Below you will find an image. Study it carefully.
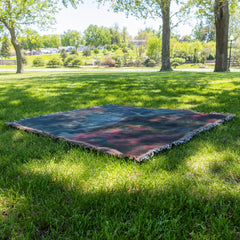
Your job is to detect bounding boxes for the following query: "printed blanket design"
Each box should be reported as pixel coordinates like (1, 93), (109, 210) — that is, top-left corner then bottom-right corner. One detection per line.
(5, 105), (235, 162)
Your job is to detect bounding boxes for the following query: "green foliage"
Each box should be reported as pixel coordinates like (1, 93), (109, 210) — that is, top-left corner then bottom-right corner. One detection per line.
(171, 58), (186, 65)
(64, 55), (83, 67)
(0, 0), (60, 32)
(61, 30), (83, 49)
(112, 43), (119, 51)
(112, 55), (123, 67)
(229, 5), (240, 41)
(135, 28), (154, 42)
(171, 62), (180, 68)
(60, 49), (68, 60)
(33, 56), (45, 67)
(94, 58), (101, 66)
(84, 25), (111, 47)
(82, 49), (91, 57)
(193, 49), (199, 64)
(109, 24), (121, 45)
(144, 58), (156, 67)
(114, 49), (124, 55)
(171, 39), (216, 62)
(64, 55), (76, 66)
(0, 0), (76, 73)
(122, 47), (128, 53)
(71, 57), (83, 67)
(47, 57), (63, 68)
(40, 34), (61, 48)
(0, 37), (11, 59)
(123, 53), (131, 66)
(103, 49), (108, 55)
(106, 44), (112, 51)
(0, 72), (240, 239)
(93, 48), (100, 54)
(146, 36), (161, 62)
(193, 21), (215, 42)
(19, 29), (42, 51)
(70, 48), (78, 55)
(133, 58), (144, 67)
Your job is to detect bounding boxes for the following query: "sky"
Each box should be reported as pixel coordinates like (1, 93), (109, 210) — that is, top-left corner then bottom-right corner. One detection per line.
(40, 1), (195, 37)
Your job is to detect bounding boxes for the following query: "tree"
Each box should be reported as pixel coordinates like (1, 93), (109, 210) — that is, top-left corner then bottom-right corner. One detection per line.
(214, 0), (229, 71)
(134, 28), (154, 44)
(0, 0), (61, 73)
(146, 36), (162, 63)
(188, 0), (239, 72)
(1, 36), (11, 59)
(193, 21), (215, 42)
(40, 34), (61, 48)
(84, 25), (111, 47)
(0, 0), (82, 73)
(229, 5), (240, 40)
(20, 29), (42, 51)
(109, 24), (121, 45)
(61, 30), (83, 49)
(121, 27), (129, 44)
(96, 0), (177, 71)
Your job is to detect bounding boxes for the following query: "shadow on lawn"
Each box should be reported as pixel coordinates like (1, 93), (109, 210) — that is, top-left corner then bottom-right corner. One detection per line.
(0, 133), (240, 239)
(0, 71), (240, 239)
(1, 71), (237, 119)
(1, 71), (239, 168)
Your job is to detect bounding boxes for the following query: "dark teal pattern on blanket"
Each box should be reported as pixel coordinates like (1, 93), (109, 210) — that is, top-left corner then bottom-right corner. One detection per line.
(12, 104), (234, 160)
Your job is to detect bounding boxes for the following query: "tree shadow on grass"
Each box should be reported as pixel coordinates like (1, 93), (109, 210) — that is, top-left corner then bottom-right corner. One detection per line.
(0, 136), (240, 239)
(1, 71), (239, 169)
(0, 71), (240, 239)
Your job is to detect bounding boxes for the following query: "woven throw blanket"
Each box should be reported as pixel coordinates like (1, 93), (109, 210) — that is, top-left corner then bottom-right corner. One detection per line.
(5, 104), (235, 162)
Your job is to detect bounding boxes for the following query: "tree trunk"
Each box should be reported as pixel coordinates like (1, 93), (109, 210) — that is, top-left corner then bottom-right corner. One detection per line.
(9, 27), (24, 73)
(214, 0), (229, 72)
(160, 0), (172, 71)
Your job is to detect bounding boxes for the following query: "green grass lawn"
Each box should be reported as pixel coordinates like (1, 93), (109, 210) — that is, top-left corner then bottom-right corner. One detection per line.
(0, 71), (239, 239)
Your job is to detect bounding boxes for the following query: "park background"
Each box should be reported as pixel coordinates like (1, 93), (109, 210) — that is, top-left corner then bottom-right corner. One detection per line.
(0, 1), (239, 70)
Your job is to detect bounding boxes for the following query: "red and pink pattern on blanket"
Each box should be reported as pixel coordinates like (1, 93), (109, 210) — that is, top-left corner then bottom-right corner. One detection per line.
(5, 104), (235, 162)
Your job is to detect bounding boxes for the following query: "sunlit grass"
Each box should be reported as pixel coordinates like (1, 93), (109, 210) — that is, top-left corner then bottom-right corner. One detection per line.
(0, 71), (239, 239)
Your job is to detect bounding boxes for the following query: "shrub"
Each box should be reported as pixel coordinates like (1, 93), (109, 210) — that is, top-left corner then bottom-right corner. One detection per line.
(112, 55), (123, 67)
(103, 49), (108, 55)
(170, 58), (185, 65)
(70, 48), (78, 55)
(33, 56), (45, 67)
(123, 53), (130, 67)
(47, 57), (63, 68)
(144, 58), (156, 67)
(112, 44), (119, 51)
(94, 48), (99, 54)
(129, 43), (134, 50)
(60, 49), (68, 60)
(114, 49), (124, 55)
(122, 47), (128, 53)
(171, 62), (180, 68)
(133, 58), (143, 67)
(200, 56), (207, 64)
(64, 56), (75, 66)
(94, 58), (101, 66)
(106, 45), (112, 51)
(102, 57), (116, 67)
(71, 57), (83, 67)
(82, 49), (91, 57)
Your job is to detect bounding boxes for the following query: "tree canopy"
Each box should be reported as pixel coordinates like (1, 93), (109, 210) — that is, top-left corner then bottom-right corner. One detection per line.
(0, 0), (83, 73)
(84, 25), (111, 47)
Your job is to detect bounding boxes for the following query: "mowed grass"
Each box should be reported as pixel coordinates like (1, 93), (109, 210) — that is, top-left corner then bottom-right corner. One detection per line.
(0, 71), (239, 239)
